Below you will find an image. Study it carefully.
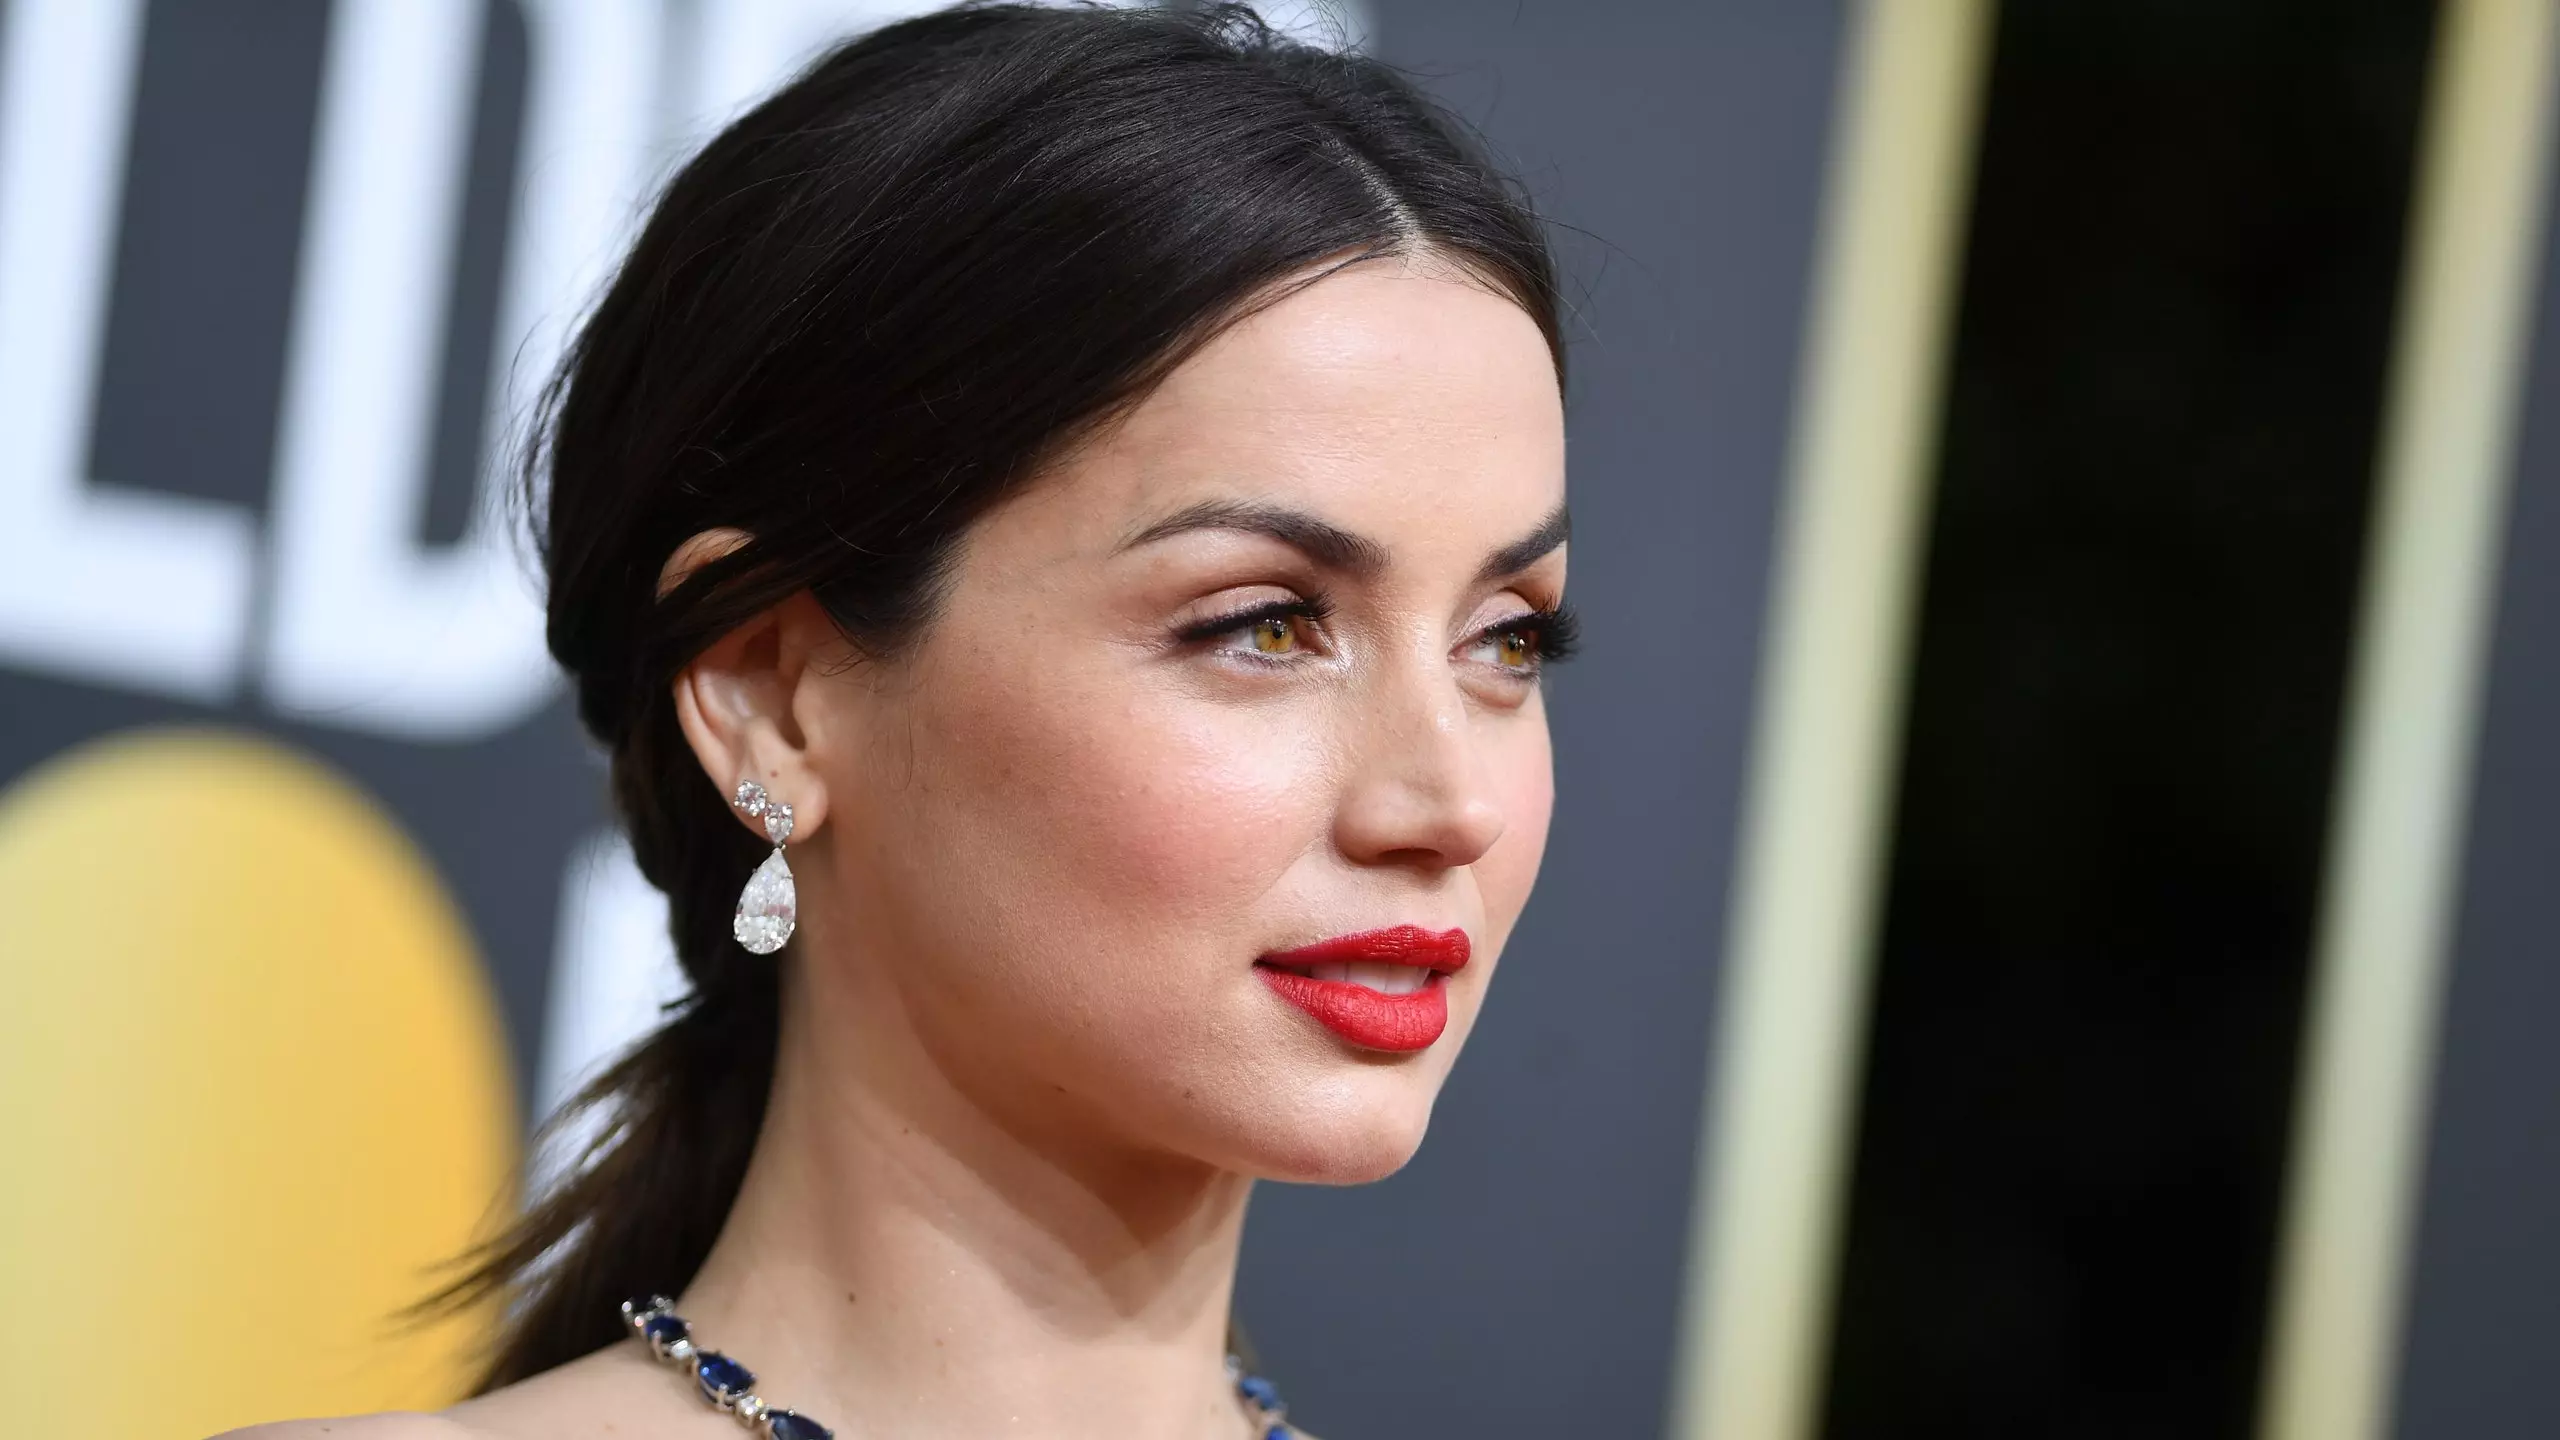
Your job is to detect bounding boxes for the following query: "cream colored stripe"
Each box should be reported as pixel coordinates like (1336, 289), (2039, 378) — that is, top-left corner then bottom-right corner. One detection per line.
(2257, 5), (2560, 1439)
(1665, 3), (1995, 1437)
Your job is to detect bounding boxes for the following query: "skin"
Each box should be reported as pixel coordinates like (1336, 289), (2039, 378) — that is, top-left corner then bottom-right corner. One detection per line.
(224, 248), (1567, 1440)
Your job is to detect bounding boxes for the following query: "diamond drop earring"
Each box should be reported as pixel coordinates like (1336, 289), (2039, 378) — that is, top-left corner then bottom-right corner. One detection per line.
(729, 779), (797, 954)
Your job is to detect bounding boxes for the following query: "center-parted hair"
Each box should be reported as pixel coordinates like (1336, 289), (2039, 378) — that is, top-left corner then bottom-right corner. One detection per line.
(436, 0), (1562, 1386)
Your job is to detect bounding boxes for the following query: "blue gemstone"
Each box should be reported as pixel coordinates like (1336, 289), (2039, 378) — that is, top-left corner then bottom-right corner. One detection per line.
(767, 1411), (833, 1440)
(642, 1314), (689, 1348)
(1237, 1374), (1283, 1408)
(695, 1351), (755, 1403)
(1265, 1425), (1291, 1439)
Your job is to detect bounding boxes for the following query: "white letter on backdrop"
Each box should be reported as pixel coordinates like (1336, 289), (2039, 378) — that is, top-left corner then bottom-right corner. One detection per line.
(0, 0), (258, 702)
(263, 0), (660, 741)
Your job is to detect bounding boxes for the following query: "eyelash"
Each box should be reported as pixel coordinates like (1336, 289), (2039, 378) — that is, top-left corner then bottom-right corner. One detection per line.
(1175, 593), (1582, 677)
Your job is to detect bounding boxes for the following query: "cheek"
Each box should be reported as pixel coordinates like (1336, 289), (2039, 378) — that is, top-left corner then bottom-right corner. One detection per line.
(902, 651), (1333, 970)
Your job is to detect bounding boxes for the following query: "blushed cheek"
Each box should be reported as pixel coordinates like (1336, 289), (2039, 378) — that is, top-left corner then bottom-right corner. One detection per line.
(928, 658), (1333, 938)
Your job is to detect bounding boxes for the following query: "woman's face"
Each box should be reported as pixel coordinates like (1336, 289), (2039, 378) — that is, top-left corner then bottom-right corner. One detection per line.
(807, 254), (1567, 1183)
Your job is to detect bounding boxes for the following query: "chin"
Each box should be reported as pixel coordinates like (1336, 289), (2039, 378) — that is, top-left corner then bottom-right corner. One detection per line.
(1234, 1077), (1442, 1185)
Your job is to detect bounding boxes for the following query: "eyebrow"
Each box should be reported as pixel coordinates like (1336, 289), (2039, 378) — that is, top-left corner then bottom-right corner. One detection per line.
(1474, 500), (1572, 587)
(1117, 497), (1570, 588)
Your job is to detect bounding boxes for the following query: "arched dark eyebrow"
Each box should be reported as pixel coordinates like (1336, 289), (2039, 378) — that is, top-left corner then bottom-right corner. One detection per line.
(1474, 500), (1572, 587)
(1116, 498), (1571, 587)
(1118, 498), (1389, 576)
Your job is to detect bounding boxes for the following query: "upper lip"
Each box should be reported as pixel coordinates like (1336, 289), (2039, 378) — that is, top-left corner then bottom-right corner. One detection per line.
(1258, 924), (1471, 974)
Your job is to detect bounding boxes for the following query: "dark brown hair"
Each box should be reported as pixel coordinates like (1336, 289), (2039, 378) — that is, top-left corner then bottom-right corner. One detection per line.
(431, 0), (1562, 1388)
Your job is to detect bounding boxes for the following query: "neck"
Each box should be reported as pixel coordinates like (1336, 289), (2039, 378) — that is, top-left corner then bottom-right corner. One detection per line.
(678, 953), (1260, 1440)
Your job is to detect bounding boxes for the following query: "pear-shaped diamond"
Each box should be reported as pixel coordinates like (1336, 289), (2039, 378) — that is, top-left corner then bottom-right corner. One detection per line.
(732, 847), (796, 954)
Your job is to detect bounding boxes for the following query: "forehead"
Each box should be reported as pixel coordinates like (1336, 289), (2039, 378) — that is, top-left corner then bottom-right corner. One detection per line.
(997, 256), (1566, 562)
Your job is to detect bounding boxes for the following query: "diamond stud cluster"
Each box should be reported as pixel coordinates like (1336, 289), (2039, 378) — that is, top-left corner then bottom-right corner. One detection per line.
(732, 779), (794, 845)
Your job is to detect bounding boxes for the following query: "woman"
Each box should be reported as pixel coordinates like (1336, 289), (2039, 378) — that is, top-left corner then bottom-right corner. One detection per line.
(235, 2), (1571, 1435)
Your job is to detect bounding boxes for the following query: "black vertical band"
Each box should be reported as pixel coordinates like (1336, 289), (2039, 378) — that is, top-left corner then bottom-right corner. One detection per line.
(1819, 4), (2439, 1435)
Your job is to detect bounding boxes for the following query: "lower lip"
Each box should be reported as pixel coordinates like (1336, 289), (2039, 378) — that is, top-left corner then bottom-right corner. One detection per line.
(1255, 966), (1450, 1052)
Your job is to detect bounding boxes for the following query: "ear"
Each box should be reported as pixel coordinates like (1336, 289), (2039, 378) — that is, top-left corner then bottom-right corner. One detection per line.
(662, 528), (836, 845)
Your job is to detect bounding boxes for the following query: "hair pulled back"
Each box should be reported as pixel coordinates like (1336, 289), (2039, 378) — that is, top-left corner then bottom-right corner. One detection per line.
(439, 0), (1563, 1388)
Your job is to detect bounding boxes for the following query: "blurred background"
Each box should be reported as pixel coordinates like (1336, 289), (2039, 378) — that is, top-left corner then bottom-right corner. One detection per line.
(2, 0), (2553, 1436)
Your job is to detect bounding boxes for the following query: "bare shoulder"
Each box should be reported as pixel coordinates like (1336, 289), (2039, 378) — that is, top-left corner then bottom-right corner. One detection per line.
(211, 1344), (660, 1440)
(212, 1415), (479, 1440)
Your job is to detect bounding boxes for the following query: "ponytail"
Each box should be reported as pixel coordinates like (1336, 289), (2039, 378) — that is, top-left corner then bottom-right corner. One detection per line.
(426, 684), (784, 1388)
(449, 974), (776, 1388)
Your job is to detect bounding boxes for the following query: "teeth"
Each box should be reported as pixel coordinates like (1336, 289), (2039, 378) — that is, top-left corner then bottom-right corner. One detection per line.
(1296, 961), (1429, 996)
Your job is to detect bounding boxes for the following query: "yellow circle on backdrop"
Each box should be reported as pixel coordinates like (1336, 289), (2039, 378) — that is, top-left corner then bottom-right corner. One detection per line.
(0, 728), (520, 1437)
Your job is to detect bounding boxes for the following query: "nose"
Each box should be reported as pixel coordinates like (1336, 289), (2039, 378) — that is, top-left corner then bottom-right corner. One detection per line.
(1331, 655), (1509, 872)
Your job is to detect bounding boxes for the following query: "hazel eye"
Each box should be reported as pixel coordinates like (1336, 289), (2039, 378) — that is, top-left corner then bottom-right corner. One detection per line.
(1172, 594), (1335, 664)
(1465, 604), (1580, 678)
(1247, 615), (1300, 655)
(1467, 618), (1541, 673)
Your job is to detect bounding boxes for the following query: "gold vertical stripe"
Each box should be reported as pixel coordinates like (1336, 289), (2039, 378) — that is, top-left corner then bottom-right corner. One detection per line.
(2257, 4), (2560, 1439)
(1665, 3), (1995, 1437)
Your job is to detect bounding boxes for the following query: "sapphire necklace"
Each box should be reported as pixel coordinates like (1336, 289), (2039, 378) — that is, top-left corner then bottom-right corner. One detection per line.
(621, 1296), (1296, 1438)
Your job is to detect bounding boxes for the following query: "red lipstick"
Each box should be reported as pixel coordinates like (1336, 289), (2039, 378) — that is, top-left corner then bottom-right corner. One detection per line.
(1254, 925), (1471, 1052)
